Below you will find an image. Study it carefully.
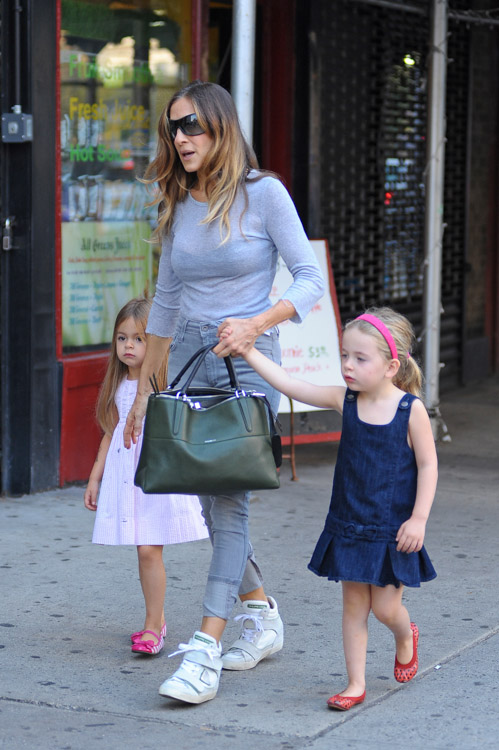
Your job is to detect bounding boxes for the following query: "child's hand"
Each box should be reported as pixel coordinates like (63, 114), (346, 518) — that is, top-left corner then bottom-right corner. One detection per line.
(84, 480), (99, 511)
(213, 317), (259, 357)
(396, 516), (426, 553)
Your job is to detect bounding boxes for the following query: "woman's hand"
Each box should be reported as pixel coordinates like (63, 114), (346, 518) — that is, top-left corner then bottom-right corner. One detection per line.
(123, 393), (149, 448)
(214, 300), (297, 358)
(213, 317), (260, 358)
(84, 479), (99, 511)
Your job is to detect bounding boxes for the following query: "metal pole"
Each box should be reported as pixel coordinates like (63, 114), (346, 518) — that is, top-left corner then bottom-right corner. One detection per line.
(231, 0), (257, 144)
(423, 0), (449, 440)
(14, 1), (23, 107)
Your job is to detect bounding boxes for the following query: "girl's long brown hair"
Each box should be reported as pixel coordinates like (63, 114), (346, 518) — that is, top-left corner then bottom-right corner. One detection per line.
(345, 307), (423, 397)
(142, 80), (277, 243)
(96, 297), (168, 434)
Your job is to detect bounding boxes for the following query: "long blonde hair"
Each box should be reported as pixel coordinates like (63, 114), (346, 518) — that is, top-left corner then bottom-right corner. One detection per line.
(345, 307), (423, 397)
(143, 80), (275, 243)
(96, 297), (168, 434)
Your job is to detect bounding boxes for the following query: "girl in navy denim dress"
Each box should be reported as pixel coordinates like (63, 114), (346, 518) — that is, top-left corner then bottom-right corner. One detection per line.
(240, 307), (438, 711)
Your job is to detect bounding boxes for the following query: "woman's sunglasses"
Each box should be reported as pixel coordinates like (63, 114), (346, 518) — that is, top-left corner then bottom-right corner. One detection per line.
(168, 113), (206, 140)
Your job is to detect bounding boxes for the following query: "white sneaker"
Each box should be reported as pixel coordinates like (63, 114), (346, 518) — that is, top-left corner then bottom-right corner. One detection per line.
(222, 596), (284, 671)
(158, 631), (223, 704)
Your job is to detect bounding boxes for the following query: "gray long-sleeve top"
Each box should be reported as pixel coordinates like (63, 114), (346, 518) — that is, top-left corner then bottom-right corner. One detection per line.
(146, 173), (325, 338)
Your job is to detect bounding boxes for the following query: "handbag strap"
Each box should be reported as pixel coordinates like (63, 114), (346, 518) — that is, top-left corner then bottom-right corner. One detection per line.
(168, 344), (240, 392)
(167, 343), (281, 435)
(157, 342), (282, 468)
(256, 392), (283, 468)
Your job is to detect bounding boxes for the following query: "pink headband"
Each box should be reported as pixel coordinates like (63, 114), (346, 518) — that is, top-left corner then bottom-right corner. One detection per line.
(355, 314), (398, 360)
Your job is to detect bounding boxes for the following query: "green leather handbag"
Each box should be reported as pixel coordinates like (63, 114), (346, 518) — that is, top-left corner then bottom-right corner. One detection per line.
(134, 344), (281, 495)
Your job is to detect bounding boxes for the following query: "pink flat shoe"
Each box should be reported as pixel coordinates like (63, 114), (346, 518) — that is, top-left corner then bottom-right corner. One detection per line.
(131, 622), (167, 643)
(327, 691), (366, 711)
(394, 622), (419, 682)
(131, 630), (164, 655)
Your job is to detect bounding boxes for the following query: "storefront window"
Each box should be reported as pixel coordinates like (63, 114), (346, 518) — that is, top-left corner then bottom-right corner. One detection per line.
(59, 0), (191, 351)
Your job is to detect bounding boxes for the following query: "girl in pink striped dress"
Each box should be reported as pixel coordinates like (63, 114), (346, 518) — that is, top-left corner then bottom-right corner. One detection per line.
(84, 298), (208, 656)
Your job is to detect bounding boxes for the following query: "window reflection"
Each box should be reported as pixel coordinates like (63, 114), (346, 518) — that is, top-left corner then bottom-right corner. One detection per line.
(59, 0), (191, 350)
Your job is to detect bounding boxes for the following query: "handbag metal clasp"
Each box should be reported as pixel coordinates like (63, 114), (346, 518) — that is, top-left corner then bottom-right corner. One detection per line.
(178, 392), (203, 410)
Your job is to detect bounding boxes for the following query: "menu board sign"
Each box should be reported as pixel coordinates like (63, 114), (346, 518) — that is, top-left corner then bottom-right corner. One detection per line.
(270, 240), (343, 414)
(61, 221), (152, 347)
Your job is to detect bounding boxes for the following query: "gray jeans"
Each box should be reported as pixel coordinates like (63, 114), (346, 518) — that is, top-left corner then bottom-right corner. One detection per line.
(168, 317), (281, 620)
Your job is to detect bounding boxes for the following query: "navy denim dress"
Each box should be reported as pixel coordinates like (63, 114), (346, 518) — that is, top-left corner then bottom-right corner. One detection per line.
(308, 389), (436, 588)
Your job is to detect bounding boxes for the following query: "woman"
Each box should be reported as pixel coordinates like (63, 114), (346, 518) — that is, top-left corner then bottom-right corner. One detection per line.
(124, 80), (324, 704)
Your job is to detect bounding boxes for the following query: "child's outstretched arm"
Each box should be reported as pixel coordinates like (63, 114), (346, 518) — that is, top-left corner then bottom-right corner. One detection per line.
(396, 399), (438, 553)
(84, 433), (112, 511)
(244, 347), (345, 412)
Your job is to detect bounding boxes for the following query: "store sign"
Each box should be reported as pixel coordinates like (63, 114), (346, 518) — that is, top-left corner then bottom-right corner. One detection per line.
(61, 221), (152, 347)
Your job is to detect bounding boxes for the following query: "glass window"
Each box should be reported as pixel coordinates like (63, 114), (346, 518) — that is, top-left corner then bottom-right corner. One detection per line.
(59, 0), (191, 351)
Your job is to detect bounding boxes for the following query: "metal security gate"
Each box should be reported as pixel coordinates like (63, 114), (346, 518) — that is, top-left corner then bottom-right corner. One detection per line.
(310, 0), (470, 389)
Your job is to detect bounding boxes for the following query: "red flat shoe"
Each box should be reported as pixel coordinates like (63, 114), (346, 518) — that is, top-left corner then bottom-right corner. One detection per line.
(327, 691), (366, 711)
(394, 622), (419, 683)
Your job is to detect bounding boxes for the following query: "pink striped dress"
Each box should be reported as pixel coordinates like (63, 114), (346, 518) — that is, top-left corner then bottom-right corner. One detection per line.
(92, 377), (208, 545)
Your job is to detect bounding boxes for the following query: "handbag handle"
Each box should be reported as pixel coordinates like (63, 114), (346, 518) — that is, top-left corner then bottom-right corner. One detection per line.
(168, 344), (240, 392)
(163, 343), (282, 469)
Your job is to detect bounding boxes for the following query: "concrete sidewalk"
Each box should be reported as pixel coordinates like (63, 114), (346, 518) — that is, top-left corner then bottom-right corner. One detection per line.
(1, 378), (499, 749)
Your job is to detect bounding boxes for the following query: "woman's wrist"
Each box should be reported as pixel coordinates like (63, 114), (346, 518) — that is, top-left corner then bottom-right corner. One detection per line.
(253, 299), (296, 335)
